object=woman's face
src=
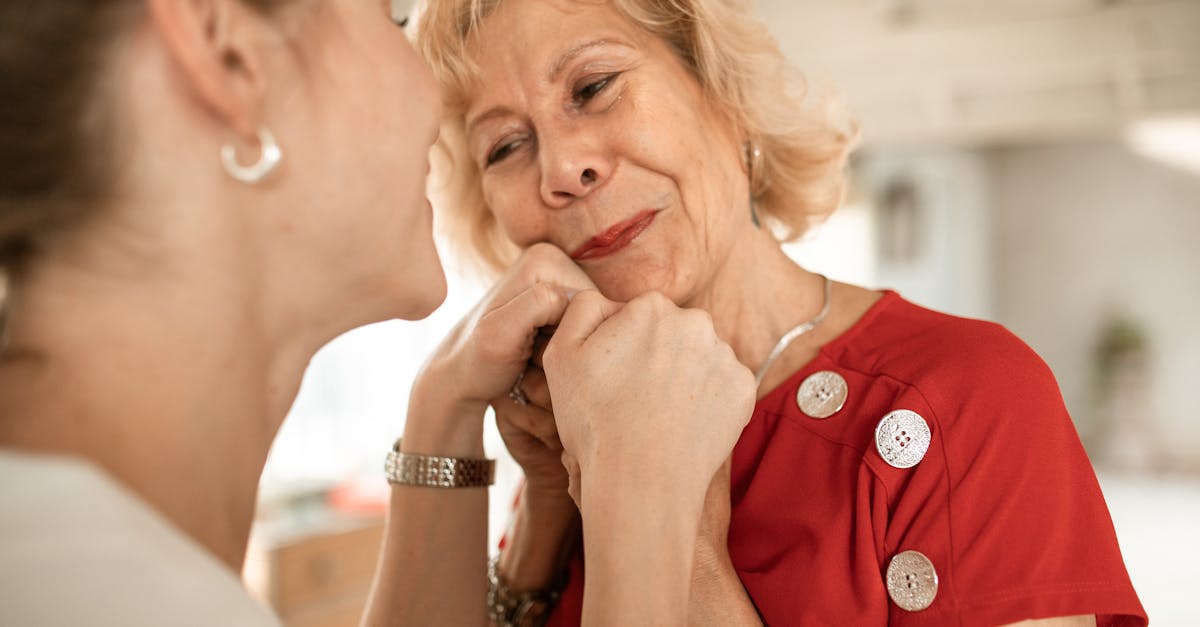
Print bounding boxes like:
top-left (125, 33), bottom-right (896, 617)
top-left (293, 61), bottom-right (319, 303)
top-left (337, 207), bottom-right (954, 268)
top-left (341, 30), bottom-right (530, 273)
top-left (270, 0), bottom-right (445, 321)
top-left (464, 0), bottom-right (752, 304)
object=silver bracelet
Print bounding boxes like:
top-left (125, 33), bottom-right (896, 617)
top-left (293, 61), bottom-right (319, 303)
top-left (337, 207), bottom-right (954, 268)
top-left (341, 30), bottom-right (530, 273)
top-left (384, 439), bottom-right (495, 488)
top-left (487, 554), bottom-right (565, 627)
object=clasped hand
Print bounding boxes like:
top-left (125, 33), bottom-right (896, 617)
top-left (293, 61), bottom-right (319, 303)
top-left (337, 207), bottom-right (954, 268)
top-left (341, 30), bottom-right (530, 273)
top-left (544, 289), bottom-right (755, 514)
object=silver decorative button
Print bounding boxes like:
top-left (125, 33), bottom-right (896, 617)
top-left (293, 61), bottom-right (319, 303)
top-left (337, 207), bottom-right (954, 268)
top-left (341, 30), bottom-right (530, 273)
top-left (874, 410), bottom-right (931, 469)
top-left (886, 550), bottom-right (938, 612)
top-left (796, 371), bottom-right (848, 419)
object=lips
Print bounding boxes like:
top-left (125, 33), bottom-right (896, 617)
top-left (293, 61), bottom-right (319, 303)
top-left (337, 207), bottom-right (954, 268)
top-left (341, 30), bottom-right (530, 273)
top-left (570, 210), bottom-right (658, 261)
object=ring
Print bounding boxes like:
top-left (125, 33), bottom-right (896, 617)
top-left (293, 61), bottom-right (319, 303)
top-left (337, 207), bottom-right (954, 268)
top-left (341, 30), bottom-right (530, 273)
top-left (508, 370), bottom-right (529, 406)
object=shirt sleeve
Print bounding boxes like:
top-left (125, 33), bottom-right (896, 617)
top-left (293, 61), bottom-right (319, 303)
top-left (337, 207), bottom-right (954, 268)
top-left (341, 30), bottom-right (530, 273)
top-left (867, 322), bottom-right (1147, 626)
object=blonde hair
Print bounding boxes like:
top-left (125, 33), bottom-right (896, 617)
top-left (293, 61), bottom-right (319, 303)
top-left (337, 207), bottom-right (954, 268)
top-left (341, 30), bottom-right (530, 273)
top-left (416, 0), bottom-right (858, 275)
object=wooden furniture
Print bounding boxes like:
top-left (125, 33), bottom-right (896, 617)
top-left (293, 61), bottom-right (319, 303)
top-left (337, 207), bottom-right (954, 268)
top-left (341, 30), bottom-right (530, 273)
top-left (244, 511), bottom-right (385, 627)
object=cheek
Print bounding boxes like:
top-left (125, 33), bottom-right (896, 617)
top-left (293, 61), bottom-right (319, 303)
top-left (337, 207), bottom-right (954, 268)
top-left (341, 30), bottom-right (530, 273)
top-left (619, 87), bottom-right (741, 220)
top-left (670, 119), bottom-right (745, 234)
top-left (626, 130), bottom-right (746, 302)
top-left (483, 172), bottom-right (547, 246)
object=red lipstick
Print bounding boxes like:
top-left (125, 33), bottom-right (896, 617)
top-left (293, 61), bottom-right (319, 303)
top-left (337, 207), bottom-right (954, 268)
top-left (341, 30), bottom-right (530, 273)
top-left (570, 210), bottom-right (658, 261)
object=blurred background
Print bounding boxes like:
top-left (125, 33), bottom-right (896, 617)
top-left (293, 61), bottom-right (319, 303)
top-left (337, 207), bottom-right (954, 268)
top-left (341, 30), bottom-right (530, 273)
top-left (245, 1), bottom-right (1200, 625)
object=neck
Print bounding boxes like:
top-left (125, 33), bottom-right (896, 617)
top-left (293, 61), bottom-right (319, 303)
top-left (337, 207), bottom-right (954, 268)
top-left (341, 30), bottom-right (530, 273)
top-left (684, 225), bottom-right (827, 393)
top-left (0, 222), bottom-right (320, 572)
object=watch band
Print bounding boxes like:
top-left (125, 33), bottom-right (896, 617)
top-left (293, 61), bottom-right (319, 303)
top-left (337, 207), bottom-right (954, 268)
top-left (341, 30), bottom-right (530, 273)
top-left (487, 555), bottom-right (564, 627)
top-left (384, 439), bottom-right (495, 488)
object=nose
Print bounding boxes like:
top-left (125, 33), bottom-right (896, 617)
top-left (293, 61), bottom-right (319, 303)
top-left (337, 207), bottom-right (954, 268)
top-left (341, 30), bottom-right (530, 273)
top-left (538, 127), bottom-right (612, 209)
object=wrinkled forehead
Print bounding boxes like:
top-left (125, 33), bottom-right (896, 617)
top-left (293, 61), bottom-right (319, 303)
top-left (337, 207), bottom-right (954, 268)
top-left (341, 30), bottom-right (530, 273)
top-left (465, 0), bottom-right (629, 58)
top-left (460, 0), bottom-right (648, 108)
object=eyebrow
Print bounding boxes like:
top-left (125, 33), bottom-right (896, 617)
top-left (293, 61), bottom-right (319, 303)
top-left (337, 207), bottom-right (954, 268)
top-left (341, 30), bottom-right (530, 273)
top-left (466, 38), bottom-right (631, 136)
top-left (547, 38), bottom-right (627, 82)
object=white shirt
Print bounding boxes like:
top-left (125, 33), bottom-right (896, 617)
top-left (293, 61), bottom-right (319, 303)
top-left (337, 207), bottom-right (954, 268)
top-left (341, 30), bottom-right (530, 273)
top-left (0, 449), bottom-right (282, 627)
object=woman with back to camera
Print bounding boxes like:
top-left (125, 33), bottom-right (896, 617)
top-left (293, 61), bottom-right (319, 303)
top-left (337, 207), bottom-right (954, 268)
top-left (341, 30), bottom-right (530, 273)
top-left (368, 0), bottom-right (1150, 625)
top-left (0, 1), bottom-right (745, 625)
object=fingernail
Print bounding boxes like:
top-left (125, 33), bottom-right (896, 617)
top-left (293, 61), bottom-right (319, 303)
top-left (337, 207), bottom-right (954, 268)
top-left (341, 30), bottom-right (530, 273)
top-left (565, 289), bottom-right (578, 301)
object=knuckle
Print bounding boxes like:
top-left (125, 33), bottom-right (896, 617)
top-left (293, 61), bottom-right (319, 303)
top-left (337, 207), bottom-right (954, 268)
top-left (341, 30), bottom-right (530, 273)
top-left (645, 291), bottom-right (672, 308)
top-left (678, 309), bottom-right (715, 339)
top-left (738, 365), bottom-right (756, 394)
top-left (622, 295), bottom-right (647, 316)
top-left (718, 337), bottom-right (738, 360)
top-left (685, 307), bottom-right (714, 328)
top-left (524, 242), bottom-right (563, 267)
top-left (573, 289), bottom-right (605, 310)
top-left (631, 291), bottom-right (655, 305)
top-left (736, 369), bottom-right (757, 410)
top-left (542, 341), bottom-right (563, 370)
top-left (531, 282), bottom-right (563, 308)
top-left (629, 291), bottom-right (667, 315)
top-left (496, 405), bottom-right (531, 430)
top-left (513, 261), bottom-right (538, 285)
top-left (473, 322), bottom-right (515, 363)
top-left (526, 241), bottom-right (557, 258)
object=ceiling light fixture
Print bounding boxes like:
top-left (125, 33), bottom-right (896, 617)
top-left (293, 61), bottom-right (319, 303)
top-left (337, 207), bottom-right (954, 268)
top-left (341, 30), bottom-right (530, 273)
top-left (1125, 115), bottom-right (1200, 175)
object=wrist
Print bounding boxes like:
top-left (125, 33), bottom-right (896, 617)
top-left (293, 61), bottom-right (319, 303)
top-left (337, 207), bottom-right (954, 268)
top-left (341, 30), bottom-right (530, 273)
top-left (580, 453), bottom-right (708, 516)
top-left (521, 480), bottom-right (574, 508)
top-left (488, 553), bottom-right (567, 627)
top-left (402, 372), bottom-right (487, 458)
top-left (580, 476), bottom-right (697, 625)
top-left (581, 471), bottom-right (704, 541)
top-left (692, 539), bottom-right (736, 585)
top-left (687, 543), bottom-right (762, 626)
top-left (499, 489), bottom-right (581, 591)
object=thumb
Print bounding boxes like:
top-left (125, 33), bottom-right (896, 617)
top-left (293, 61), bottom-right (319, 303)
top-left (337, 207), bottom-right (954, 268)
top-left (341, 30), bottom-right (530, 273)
top-left (547, 289), bottom-right (622, 352)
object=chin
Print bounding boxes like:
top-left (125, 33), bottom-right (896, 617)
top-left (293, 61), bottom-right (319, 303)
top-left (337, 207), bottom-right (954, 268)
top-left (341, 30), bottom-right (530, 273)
top-left (396, 265), bottom-right (448, 321)
top-left (590, 265), bottom-right (687, 305)
top-left (583, 241), bottom-right (698, 304)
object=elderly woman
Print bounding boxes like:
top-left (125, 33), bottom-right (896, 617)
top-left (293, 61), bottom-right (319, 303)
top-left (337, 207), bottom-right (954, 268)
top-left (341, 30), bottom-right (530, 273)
top-left (0, 0), bottom-right (737, 625)
top-left (371, 0), bottom-right (1151, 625)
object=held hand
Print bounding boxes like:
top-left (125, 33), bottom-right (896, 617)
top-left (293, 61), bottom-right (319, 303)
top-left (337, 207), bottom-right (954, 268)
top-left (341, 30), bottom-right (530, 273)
top-left (491, 331), bottom-right (574, 495)
top-left (547, 292), bottom-right (755, 626)
top-left (468, 252), bottom-right (590, 590)
top-left (544, 290), bottom-right (756, 506)
top-left (414, 243), bottom-right (595, 418)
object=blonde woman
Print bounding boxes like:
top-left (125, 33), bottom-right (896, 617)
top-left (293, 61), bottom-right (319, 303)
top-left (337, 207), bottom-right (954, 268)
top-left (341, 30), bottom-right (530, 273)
top-left (378, 0), bottom-right (1151, 625)
top-left (0, 0), bottom-right (735, 625)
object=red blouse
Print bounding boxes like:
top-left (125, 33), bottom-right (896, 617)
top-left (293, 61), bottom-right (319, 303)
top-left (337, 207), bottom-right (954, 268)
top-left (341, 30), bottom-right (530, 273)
top-left (543, 291), bottom-right (1147, 626)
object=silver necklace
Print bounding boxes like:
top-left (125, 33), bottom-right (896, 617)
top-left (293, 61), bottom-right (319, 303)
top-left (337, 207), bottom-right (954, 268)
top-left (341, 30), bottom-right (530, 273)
top-left (754, 274), bottom-right (832, 387)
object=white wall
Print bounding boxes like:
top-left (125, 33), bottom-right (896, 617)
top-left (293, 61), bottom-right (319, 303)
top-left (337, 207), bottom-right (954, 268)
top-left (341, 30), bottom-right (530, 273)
top-left (989, 141), bottom-right (1200, 469)
top-left (853, 147), bottom-right (995, 320)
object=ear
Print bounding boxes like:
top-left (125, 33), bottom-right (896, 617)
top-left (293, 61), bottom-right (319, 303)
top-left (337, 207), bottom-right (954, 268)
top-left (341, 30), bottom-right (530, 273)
top-left (146, 0), bottom-right (271, 140)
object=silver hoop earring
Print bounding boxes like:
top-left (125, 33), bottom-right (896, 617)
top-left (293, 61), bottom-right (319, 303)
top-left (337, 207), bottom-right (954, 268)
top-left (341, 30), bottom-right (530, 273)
top-left (744, 142), bottom-right (763, 228)
top-left (221, 127), bottom-right (282, 184)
